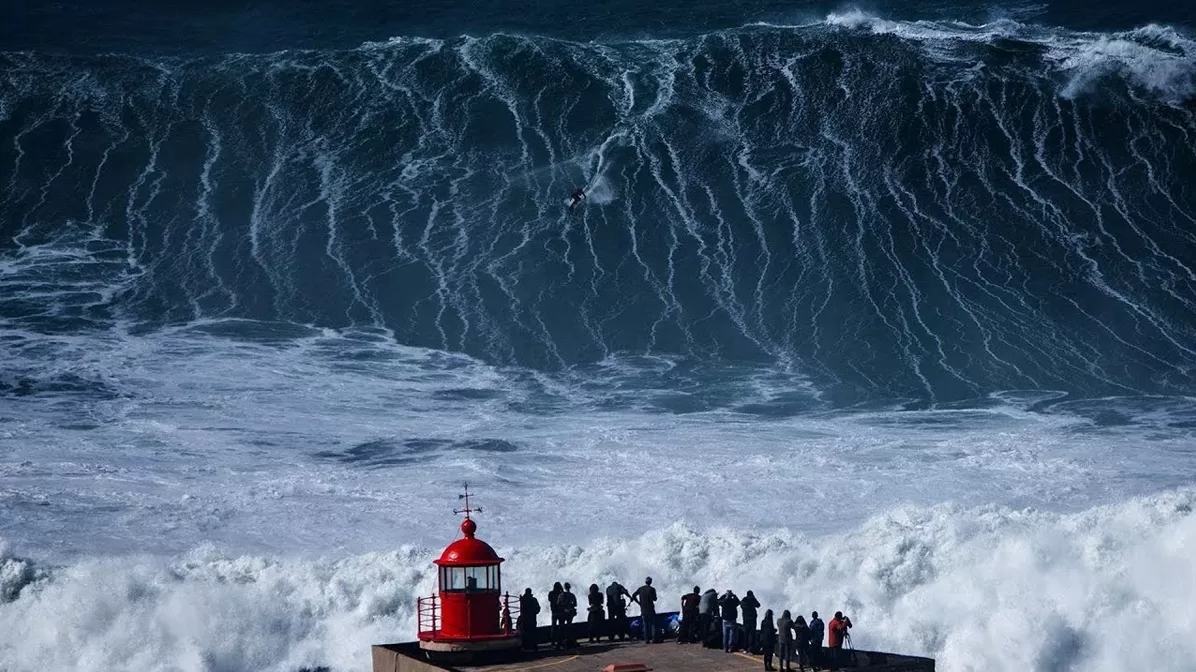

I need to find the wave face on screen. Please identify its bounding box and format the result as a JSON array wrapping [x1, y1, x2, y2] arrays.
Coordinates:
[[2, 16, 1196, 404], [3, 491, 1196, 672]]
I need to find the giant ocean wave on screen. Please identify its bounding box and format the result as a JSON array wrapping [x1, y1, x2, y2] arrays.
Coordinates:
[[4, 14, 1196, 672], [2, 14, 1195, 405]]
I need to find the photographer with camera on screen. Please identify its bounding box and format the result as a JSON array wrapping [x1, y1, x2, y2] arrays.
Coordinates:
[[828, 611, 853, 667]]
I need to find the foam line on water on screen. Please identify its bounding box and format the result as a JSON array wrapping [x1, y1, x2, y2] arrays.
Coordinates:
[[3, 326, 1195, 560]]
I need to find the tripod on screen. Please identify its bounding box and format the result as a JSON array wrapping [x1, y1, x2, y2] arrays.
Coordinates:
[[843, 633, 857, 666]]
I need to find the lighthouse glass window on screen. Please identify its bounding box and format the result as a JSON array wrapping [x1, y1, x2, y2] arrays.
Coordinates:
[[441, 566, 499, 592]]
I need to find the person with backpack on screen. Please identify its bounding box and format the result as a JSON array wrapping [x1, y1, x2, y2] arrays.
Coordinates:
[[557, 583, 579, 647], [605, 581, 631, 641], [705, 612, 725, 649], [560, 583, 578, 624]]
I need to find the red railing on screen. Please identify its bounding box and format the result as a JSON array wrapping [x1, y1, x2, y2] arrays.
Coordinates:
[[417, 594, 441, 638], [502, 592, 521, 635], [417, 592, 522, 640]]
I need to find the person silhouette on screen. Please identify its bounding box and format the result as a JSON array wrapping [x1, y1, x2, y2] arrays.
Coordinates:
[[568, 187, 586, 209]]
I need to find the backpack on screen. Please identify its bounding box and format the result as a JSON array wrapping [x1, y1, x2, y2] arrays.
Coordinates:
[[560, 591, 578, 618]]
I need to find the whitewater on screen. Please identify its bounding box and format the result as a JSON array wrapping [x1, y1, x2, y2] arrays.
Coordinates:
[[2, 9, 1196, 672]]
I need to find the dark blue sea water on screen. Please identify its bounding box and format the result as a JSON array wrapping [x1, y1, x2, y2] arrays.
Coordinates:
[[4, 0, 1195, 54], [1, 2, 1195, 671]]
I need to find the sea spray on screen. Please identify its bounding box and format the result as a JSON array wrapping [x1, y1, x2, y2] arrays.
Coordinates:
[[2, 491, 1195, 671]]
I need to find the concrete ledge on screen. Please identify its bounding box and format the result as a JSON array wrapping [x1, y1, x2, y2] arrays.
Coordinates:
[[373, 639, 935, 672], [372, 643, 444, 672], [376, 611, 934, 672], [418, 637, 521, 653]]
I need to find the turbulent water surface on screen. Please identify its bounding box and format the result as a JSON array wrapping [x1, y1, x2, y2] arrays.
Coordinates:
[[2, 1, 1196, 671]]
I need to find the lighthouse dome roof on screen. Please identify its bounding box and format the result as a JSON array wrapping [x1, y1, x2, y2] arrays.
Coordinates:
[[435, 519, 504, 566]]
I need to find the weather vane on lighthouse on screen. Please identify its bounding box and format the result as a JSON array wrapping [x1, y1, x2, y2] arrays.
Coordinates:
[[454, 484, 483, 538], [454, 483, 482, 519]]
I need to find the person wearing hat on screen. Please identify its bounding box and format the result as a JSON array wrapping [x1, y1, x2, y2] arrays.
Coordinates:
[[632, 577, 659, 643]]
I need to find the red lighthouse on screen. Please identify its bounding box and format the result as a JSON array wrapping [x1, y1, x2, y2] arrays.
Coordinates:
[[417, 486, 520, 658]]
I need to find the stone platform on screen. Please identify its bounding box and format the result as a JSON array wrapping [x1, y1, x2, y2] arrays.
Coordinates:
[[373, 637, 934, 672]]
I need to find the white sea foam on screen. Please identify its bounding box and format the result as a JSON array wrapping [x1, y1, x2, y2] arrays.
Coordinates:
[[1052, 25, 1196, 101], [3, 326, 1194, 671], [822, 11, 1196, 101], [4, 326, 1194, 560], [2, 489, 1194, 671]]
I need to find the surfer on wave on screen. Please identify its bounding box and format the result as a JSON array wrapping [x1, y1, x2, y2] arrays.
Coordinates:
[[568, 187, 586, 209]]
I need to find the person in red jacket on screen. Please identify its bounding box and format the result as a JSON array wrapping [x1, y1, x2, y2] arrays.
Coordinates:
[[827, 612, 853, 666]]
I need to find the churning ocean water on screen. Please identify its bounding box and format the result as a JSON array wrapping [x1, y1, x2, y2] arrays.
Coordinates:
[[2, 0, 1195, 670]]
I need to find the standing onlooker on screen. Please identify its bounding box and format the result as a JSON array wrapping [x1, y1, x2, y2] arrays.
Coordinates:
[[776, 610, 795, 672], [759, 609, 778, 671], [548, 582, 564, 648], [560, 583, 578, 624], [793, 615, 811, 671], [699, 587, 718, 644], [632, 577, 658, 644], [680, 587, 702, 643], [586, 584, 605, 643], [718, 589, 740, 652], [606, 581, 631, 641], [519, 588, 541, 651], [808, 611, 825, 669], [740, 590, 761, 653]]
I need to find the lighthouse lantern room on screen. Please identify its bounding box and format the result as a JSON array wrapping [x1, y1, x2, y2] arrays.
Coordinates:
[[417, 486, 520, 657]]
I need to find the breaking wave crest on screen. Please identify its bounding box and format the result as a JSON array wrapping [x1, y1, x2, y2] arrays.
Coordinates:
[[2, 490, 1195, 671]]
